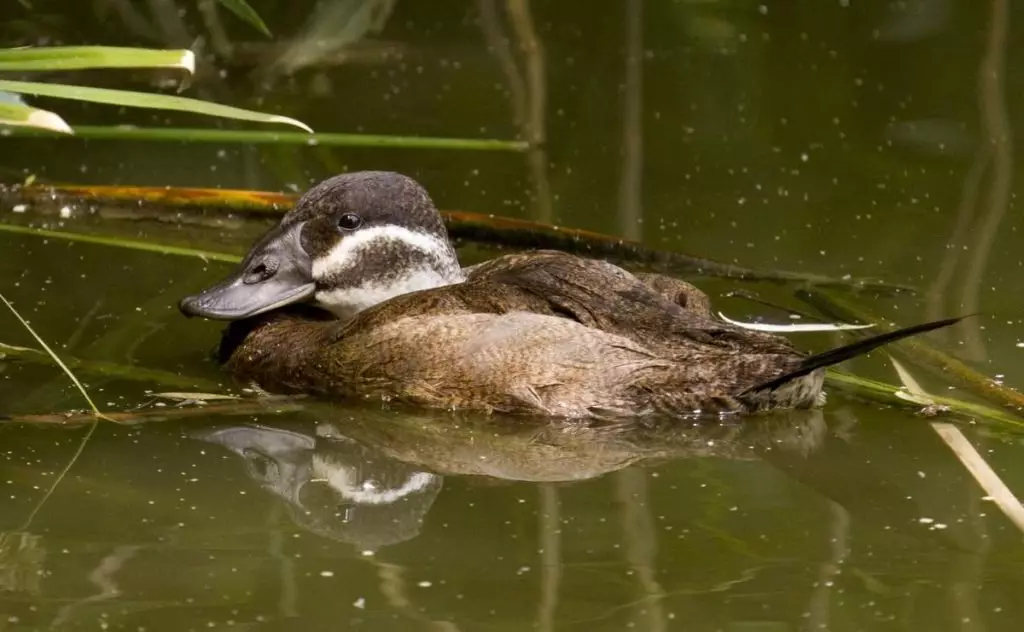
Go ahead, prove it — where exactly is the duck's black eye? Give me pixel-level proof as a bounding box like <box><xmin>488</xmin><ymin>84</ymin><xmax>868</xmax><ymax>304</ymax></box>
<box><xmin>337</xmin><ymin>213</ymin><xmax>362</xmax><ymax>231</ymax></box>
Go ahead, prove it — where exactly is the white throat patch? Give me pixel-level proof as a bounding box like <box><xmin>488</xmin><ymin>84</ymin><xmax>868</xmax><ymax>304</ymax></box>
<box><xmin>312</xmin><ymin>224</ymin><xmax>465</xmax><ymax>318</ymax></box>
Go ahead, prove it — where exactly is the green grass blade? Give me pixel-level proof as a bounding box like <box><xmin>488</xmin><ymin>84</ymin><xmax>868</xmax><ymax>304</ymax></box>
<box><xmin>0</xmin><ymin>290</ymin><xmax>102</xmax><ymax>415</ymax></box>
<box><xmin>0</xmin><ymin>47</ymin><xmax>195</xmax><ymax>74</ymax></box>
<box><xmin>216</xmin><ymin>0</ymin><xmax>272</xmax><ymax>37</ymax></box>
<box><xmin>0</xmin><ymin>223</ymin><xmax>242</xmax><ymax>262</ymax></box>
<box><xmin>0</xmin><ymin>79</ymin><xmax>312</xmax><ymax>132</ymax></box>
<box><xmin>825</xmin><ymin>369</ymin><xmax>1024</xmax><ymax>430</ymax></box>
<box><xmin>0</xmin><ymin>124</ymin><xmax>529</xmax><ymax>151</ymax></box>
<box><xmin>0</xmin><ymin>101</ymin><xmax>71</xmax><ymax>134</ymax></box>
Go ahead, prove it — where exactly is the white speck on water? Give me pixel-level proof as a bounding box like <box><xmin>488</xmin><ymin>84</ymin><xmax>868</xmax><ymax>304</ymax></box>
<box><xmin>320</xmin><ymin>571</ymin><xmax>334</xmax><ymax>577</ymax></box>
<box><xmin>353</xmin><ymin>597</ymin><xmax>365</xmax><ymax>609</ymax></box>
<box><xmin>12</xmin><ymin>204</ymin><xmax>26</xmax><ymax>213</ymax></box>
<box><xmin>59</xmin><ymin>206</ymin><xmax>71</xmax><ymax>218</ymax></box>
<box><xmin>360</xmin><ymin>550</ymin><xmax>375</xmax><ymax>557</ymax></box>
<box><xmin>917</xmin><ymin>471</ymin><xmax>926</xmax><ymax>478</ymax></box>
<box><xmin>516</xmin><ymin>566</ymin><xmax>531</xmax><ymax>575</ymax></box>
<box><xmin>918</xmin><ymin>517</ymin><xmax>934</xmax><ymax>524</ymax></box>
<box><xmin>418</xmin><ymin>581</ymin><xmax>432</xmax><ymax>588</ymax></box>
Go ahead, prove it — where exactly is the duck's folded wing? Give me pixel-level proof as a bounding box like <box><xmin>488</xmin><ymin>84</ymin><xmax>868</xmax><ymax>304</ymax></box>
<box><xmin>469</xmin><ymin>251</ymin><xmax>802</xmax><ymax>358</ymax></box>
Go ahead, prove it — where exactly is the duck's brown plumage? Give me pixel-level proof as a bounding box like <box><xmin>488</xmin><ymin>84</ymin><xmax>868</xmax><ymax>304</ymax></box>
<box><xmin>217</xmin><ymin>251</ymin><xmax>815</xmax><ymax>419</ymax></box>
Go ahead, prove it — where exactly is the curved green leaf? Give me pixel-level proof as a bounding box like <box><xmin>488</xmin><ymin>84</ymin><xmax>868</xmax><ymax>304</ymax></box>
<box><xmin>0</xmin><ymin>101</ymin><xmax>71</xmax><ymax>134</ymax></box>
<box><xmin>0</xmin><ymin>47</ymin><xmax>195</xmax><ymax>74</ymax></box>
<box><xmin>216</xmin><ymin>0</ymin><xmax>272</xmax><ymax>37</ymax></box>
<box><xmin>0</xmin><ymin>79</ymin><xmax>312</xmax><ymax>132</ymax></box>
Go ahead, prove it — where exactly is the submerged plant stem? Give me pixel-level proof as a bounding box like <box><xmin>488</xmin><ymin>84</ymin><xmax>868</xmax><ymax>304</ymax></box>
<box><xmin>18</xmin><ymin>421</ymin><xmax>97</xmax><ymax>530</ymax></box>
<box><xmin>0</xmin><ymin>223</ymin><xmax>242</xmax><ymax>262</ymax></box>
<box><xmin>0</xmin><ymin>341</ymin><xmax>222</xmax><ymax>390</ymax></box>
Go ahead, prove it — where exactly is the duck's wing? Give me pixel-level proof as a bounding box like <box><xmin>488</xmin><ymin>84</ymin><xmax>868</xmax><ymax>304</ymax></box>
<box><xmin>466</xmin><ymin>251</ymin><xmax>802</xmax><ymax>358</ymax></box>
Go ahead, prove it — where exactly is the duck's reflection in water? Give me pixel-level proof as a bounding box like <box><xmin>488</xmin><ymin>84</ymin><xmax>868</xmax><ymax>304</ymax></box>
<box><xmin>192</xmin><ymin>404</ymin><xmax>975</xmax><ymax>555</ymax></box>
<box><xmin>192</xmin><ymin>422</ymin><xmax>443</xmax><ymax>551</ymax></box>
<box><xmin>190</xmin><ymin>406</ymin><xmax>832</xmax><ymax>550</ymax></box>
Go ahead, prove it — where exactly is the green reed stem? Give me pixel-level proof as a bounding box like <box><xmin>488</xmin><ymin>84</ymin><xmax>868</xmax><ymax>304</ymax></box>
<box><xmin>803</xmin><ymin>289</ymin><xmax>1024</xmax><ymax>413</ymax></box>
<box><xmin>0</xmin><ymin>291</ymin><xmax>103</xmax><ymax>415</ymax></box>
<box><xmin>0</xmin><ymin>223</ymin><xmax>241</xmax><ymax>263</ymax></box>
<box><xmin>3</xmin><ymin>125</ymin><xmax>531</xmax><ymax>151</ymax></box>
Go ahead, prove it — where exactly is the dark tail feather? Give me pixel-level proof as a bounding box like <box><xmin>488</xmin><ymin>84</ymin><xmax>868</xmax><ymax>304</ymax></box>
<box><xmin>741</xmin><ymin>315</ymin><xmax>969</xmax><ymax>396</ymax></box>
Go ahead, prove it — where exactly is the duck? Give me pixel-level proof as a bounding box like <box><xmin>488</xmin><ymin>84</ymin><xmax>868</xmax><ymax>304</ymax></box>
<box><xmin>179</xmin><ymin>171</ymin><xmax>960</xmax><ymax>421</ymax></box>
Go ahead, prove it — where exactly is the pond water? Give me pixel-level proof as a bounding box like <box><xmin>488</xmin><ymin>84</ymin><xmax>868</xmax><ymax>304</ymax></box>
<box><xmin>2</xmin><ymin>1</ymin><xmax>1024</xmax><ymax>630</ymax></box>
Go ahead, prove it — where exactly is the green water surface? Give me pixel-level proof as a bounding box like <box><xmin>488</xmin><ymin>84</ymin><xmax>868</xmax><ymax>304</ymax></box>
<box><xmin>1</xmin><ymin>1</ymin><xmax>1023</xmax><ymax>630</ymax></box>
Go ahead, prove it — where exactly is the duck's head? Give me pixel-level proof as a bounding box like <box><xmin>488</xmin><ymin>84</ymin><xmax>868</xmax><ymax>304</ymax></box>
<box><xmin>179</xmin><ymin>171</ymin><xmax>464</xmax><ymax>320</ymax></box>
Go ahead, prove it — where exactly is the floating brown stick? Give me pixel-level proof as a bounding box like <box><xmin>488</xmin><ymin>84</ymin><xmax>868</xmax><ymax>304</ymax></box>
<box><xmin>0</xmin><ymin>182</ymin><xmax>915</xmax><ymax>295</ymax></box>
<box><xmin>4</xmin><ymin>371</ymin><xmax>1021</xmax><ymax>432</ymax></box>
<box><xmin>2</xmin><ymin>398</ymin><xmax>305</xmax><ymax>426</ymax></box>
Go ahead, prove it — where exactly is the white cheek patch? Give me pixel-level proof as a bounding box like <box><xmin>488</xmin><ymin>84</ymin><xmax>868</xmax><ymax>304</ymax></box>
<box><xmin>316</xmin><ymin>266</ymin><xmax>457</xmax><ymax>319</ymax></box>
<box><xmin>311</xmin><ymin>225</ymin><xmax>461</xmax><ymax>281</ymax></box>
<box><xmin>311</xmin><ymin>223</ymin><xmax>466</xmax><ymax>318</ymax></box>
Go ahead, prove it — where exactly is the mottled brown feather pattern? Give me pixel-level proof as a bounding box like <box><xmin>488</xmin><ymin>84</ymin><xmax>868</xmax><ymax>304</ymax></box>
<box><xmin>219</xmin><ymin>253</ymin><xmax>819</xmax><ymax>420</ymax></box>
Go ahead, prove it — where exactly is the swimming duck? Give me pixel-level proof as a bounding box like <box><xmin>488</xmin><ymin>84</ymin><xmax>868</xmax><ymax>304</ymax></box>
<box><xmin>179</xmin><ymin>171</ymin><xmax>959</xmax><ymax>420</ymax></box>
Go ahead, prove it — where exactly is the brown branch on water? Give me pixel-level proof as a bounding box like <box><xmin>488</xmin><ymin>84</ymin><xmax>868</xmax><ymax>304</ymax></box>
<box><xmin>0</xmin><ymin>182</ymin><xmax>915</xmax><ymax>295</ymax></box>
<box><xmin>1</xmin><ymin>398</ymin><xmax>305</xmax><ymax>427</ymax></box>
